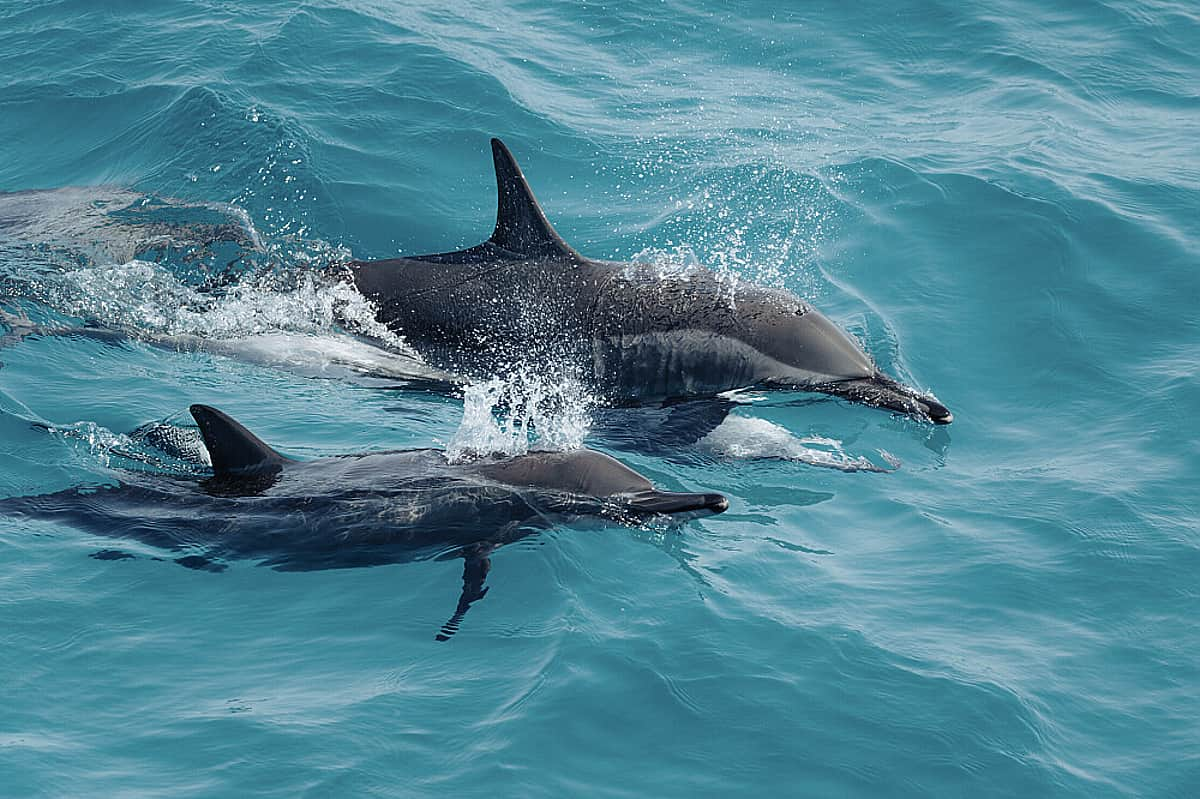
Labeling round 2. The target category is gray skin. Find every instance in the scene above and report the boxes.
[0,405,726,640]
[349,139,951,423]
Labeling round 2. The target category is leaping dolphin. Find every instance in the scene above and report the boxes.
[349,139,951,424]
[0,405,727,639]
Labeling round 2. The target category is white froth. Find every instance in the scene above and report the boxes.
[446,371,593,462]
[26,254,452,382]
[699,415,898,472]
[51,260,409,349]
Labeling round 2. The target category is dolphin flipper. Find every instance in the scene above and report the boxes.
[436,542,494,642]
[175,554,228,572]
[593,398,737,455]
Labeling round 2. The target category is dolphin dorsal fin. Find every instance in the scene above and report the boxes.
[189,404,290,476]
[487,138,580,260]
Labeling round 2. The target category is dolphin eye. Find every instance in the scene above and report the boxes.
[794,305,809,317]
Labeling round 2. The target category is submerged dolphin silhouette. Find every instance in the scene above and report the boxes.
[0,405,727,639]
[349,138,951,423]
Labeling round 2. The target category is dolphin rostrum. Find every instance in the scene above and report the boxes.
[0,404,727,639]
[348,139,951,423]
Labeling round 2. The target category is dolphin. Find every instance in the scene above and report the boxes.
[0,186,258,268]
[348,138,951,423]
[0,404,727,639]
[0,306,455,388]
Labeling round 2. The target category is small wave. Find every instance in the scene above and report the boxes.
[0,188,393,346]
[699,415,899,472]
[0,187,258,272]
[35,416,210,475]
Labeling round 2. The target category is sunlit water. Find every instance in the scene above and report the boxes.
[1,1,1198,796]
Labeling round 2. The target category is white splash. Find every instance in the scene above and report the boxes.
[49,260,406,347]
[42,420,132,470]
[626,245,704,281]
[699,415,899,473]
[43,418,211,473]
[446,371,593,462]
[23,253,454,382]
[627,245,744,310]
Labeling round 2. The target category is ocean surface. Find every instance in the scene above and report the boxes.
[1,1,1198,796]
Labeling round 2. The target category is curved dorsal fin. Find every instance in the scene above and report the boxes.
[189,404,290,476]
[487,138,579,259]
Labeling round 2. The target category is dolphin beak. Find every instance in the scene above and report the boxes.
[821,374,953,424]
[623,490,729,516]
[920,397,954,425]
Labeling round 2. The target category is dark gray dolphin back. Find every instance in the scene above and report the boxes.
[475,450,652,496]
[474,450,728,515]
[189,404,290,476]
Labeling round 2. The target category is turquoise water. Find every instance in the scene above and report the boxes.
[2,0,1199,795]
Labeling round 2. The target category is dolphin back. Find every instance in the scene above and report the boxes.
[472,450,728,516]
[473,450,652,496]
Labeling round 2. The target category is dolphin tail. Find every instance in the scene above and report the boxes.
[819,374,953,424]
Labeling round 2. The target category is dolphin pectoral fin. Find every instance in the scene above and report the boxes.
[436,543,495,642]
[660,398,737,445]
[819,375,953,424]
[593,399,736,455]
[174,553,228,572]
[90,548,137,561]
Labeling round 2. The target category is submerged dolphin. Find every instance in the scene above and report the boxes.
[0,307,454,388]
[0,405,726,639]
[349,139,951,423]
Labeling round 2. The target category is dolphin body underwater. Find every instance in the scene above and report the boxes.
[349,139,952,424]
[0,405,727,639]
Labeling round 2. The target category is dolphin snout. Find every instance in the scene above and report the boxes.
[820,374,953,425]
[705,493,730,513]
[920,397,954,425]
[624,490,729,516]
